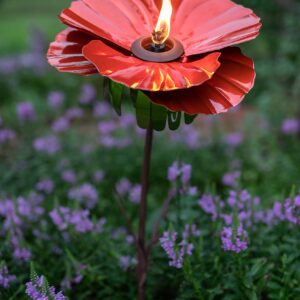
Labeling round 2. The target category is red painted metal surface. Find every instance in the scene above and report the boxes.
[48,0,261,114]
[147,48,256,114]
[83,39,221,91]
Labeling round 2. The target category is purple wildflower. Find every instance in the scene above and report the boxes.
[0,265,16,288]
[168,161,181,182]
[0,129,16,144]
[129,184,141,204]
[47,91,65,109]
[61,170,77,184]
[120,113,136,128]
[68,183,99,208]
[93,170,105,183]
[221,225,248,253]
[52,117,70,133]
[225,132,244,147]
[16,101,36,122]
[50,207,94,233]
[160,230,194,269]
[26,275,66,300]
[33,136,61,155]
[115,178,132,196]
[222,171,241,187]
[93,102,111,118]
[281,118,300,135]
[168,161,192,185]
[285,195,300,225]
[13,247,31,261]
[119,256,137,271]
[17,195,44,220]
[65,107,84,121]
[98,120,117,135]
[79,83,96,104]
[198,194,218,221]
[181,164,192,184]
[36,179,54,194]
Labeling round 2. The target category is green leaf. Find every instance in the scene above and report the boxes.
[109,81,123,116]
[249,259,266,278]
[136,91,151,129]
[151,103,167,131]
[168,111,181,130]
[184,113,197,125]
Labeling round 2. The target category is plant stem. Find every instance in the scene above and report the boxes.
[137,126,153,300]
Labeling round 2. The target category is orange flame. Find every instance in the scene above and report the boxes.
[152,0,173,45]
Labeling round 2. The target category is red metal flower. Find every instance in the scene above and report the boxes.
[48,0,261,115]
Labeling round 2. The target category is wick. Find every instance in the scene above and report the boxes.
[151,42,166,52]
[151,30,166,52]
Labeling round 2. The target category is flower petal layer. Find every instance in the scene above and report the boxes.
[59,0,156,51]
[146,47,256,115]
[171,0,261,56]
[47,28,97,75]
[82,40,221,92]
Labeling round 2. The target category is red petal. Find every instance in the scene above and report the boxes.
[47,28,97,75]
[59,0,156,51]
[147,47,256,115]
[82,40,221,92]
[171,0,261,56]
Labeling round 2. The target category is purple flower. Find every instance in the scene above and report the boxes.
[33,136,61,155]
[93,170,105,183]
[0,129,16,144]
[48,91,65,109]
[225,133,244,147]
[284,195,300,225]
[50,207,94,233]
[168,161,180,182]
[129,184,141,204]
[17,195,44,220]
[160,229,194,269]
[98,121,117,135]
[181,164,192,184]
[221,225,248,253]
[281,118,300,135]
[36,179,54,194]
[120,113,136,128]
[0,57,18,75]
[65,107,84,121]
[198,194,218,221]
[0,265,16,288]
[119,256,137,271]
[62,170,77,184]
[26,275,66,300]
[168,161,192,185]
[93,102,111,118]
[13,247,31,261]
[52,117,70,133]
[61,264,86,290]
[68,184,99,209]
[79,84,96,105]
[115,178,132,196]
[222,171,241,187]
[16,101,36,122]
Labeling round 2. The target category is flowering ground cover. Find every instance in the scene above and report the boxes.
[1,0,300,299]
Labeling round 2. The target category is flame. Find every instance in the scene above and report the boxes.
[152,0,173,45]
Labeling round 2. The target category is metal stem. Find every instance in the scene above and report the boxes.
[137,126,153,300]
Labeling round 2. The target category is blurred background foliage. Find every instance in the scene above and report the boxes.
[1,0,300,299]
